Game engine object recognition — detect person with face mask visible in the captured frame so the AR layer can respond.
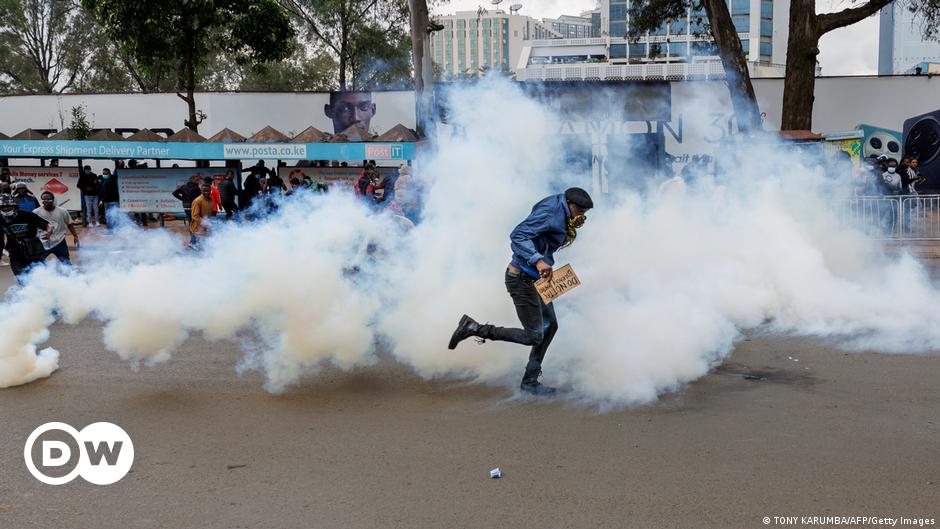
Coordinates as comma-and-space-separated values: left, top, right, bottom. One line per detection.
447, 187, 594, 396
881, 159, 902, 195
98, 167, 120, 227
0, 193, 51, 280
33, 191, 78, 265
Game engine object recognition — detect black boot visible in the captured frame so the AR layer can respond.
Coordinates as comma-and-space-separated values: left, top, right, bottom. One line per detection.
520, 368, 556, 396
448, 314, 481, 350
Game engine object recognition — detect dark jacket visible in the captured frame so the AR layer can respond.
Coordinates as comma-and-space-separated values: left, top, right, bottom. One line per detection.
172, 181, 201, 209
77, 168, 100, 196
99, 174, 120, 203
217, 179, 237, 203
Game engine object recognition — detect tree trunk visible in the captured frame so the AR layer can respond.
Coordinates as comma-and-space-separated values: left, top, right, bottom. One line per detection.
702, 0, 762, 133
184, 37, 198, 133
409, 0, 432, 138
339, 6, 349, 90
781, 0, 819, 131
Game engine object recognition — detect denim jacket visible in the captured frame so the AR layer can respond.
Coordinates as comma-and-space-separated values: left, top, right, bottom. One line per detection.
509, 193, 571, 279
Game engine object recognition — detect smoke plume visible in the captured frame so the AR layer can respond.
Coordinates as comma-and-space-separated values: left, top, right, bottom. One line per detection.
1, 78, 937, 406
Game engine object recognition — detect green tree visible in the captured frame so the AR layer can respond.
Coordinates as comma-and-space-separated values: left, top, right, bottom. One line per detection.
0, 0, 97, 93
203, 36, 338, 91
279, 0, 411, 90
82, 0, 295, 131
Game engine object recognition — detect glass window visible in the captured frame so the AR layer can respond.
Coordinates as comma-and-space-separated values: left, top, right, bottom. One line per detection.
651, 22, 668, 36
457, 20, 465, 28
649, 43, 664, 58
733, 15, 749, 32
629, 42, 647, 57
669, 18, 688, 35
690, 9, 708, 34
761, 0, 773, 18
760, 42, 772, 57
610, 44, 627, 58
669, 42, 688, 57
741, 39, 749, 54
732, 0, 749, 15
691, 41, 717, 56
609, 3, 627, 20
610, 21, 627, 36
760, 18, 773, 37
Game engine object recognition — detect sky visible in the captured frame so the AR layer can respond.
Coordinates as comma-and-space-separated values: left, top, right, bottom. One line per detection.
435, 0, 881, 76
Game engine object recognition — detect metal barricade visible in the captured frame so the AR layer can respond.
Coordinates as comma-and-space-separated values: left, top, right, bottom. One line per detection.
901, 195, 940, 240
832, 194, 940, 240
831, 196, 900, 239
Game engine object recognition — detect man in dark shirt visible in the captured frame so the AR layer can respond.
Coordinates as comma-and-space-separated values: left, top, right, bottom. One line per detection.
217, 171, 239, 219
447, 187, 593, 396
77, 165, 101, 226
0, 193, 51, 280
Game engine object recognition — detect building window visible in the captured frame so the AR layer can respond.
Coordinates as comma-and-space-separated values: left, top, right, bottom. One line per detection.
690, 10, 708, 34
732, 0, 749, 15
609, 3, 627, 20
610, 21, 627, 37
741, 39, 750, 54
610, 43, 627, 58
649, 43, 664, 58
651, 22, 668, 36
669, 42, 688, 57
760, 18, 773, 37
760, 42, 772, 58
629, 42, 647, 58
669, 18, 688, 35
691, 40, 717, 56
733, 15, 749, 32
761, 0, 773, 18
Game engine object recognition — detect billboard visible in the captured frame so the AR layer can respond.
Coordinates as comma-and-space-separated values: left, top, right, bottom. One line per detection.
277, 165, 398, 186
118, 167, 237, 213
8, 166, 81, 211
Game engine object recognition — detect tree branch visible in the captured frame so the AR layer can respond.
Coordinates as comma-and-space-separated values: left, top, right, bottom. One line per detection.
817, 0, 893, 35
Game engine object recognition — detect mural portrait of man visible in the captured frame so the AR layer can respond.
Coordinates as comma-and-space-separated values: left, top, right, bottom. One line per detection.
324, 91, 377, 134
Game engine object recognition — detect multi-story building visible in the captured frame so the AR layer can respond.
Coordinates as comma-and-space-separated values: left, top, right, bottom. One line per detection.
542, 14, 596, 39
517, 0, 791, 82
430, 10, 561, 80
878, 2, 940, 75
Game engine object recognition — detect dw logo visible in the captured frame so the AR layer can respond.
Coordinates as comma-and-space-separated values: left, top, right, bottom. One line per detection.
23, 422, 134, 485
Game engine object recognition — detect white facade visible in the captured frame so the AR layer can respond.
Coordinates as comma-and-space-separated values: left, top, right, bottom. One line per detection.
430, 11, 561, 79
878, 2, 940, 75
517, 0, 790, 81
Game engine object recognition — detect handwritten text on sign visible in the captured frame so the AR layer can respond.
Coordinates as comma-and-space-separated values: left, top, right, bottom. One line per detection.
534, 264, 581, 304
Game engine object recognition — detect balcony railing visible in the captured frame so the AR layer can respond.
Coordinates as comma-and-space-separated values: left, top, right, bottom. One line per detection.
521, 61, 728, 81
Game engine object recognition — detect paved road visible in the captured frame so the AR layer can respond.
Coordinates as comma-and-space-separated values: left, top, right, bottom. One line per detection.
0, 267, 938, 529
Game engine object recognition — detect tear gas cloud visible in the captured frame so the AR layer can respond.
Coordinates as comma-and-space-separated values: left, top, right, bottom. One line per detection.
1, 78, 937, 406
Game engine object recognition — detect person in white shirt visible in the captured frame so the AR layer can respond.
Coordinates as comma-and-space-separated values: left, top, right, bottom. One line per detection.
33, 191, 79, 265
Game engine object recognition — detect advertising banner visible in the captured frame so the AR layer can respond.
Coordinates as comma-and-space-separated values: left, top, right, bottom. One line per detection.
8, 166, 81, 211
118, 167, 237, 213
0, 140, 416, 161
277, 166, 398, 186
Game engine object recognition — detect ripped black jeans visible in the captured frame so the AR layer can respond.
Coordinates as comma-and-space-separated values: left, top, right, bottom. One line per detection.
478, 269, 559, 384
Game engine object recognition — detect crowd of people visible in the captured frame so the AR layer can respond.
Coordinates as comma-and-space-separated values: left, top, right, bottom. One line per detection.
855, 154, 926, 197
0, 158, 420, 279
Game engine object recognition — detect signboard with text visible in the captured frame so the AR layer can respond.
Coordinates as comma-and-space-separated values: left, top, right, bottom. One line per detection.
8, 166, 81, 211
118, 168, 237, 213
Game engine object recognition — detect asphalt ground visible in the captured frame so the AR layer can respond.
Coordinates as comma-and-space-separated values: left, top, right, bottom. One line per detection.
0, 238, 937, 529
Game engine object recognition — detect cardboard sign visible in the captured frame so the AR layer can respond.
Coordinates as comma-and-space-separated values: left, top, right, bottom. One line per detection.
534, 264, 581, 304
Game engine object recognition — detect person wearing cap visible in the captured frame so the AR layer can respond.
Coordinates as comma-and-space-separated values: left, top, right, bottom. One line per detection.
447, 187, 594, 396
12, 182, 39, 212
0, 193, 51, 280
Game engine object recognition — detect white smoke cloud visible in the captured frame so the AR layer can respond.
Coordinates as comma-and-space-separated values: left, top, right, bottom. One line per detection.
0, 78, 936, 406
